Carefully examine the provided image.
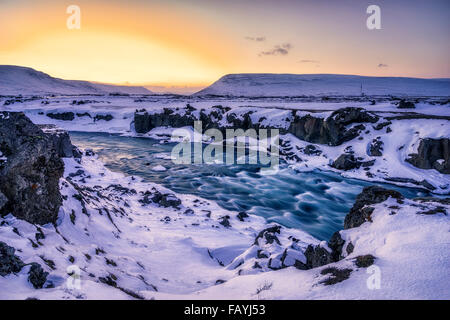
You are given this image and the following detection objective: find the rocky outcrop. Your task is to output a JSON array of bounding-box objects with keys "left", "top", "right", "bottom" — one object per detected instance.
[
  {"left": 140, "top": 189, "right": 182, "bottom": 208},
  {"left": 368, "top": 137, "right": 383, "bottom": 157},
  {"left": 288, "top": 107, "right": 379, "bottom": 146},
  {"left": 134, "top": 108, "right": 197, "bottom": 134},
  {"left": 406, "top": 138, "right": 449, "bottom": 174},
  {"left": 303, "top": 245, "right": 334, "bottom": 269},
  {"left": 134, "top": 106, "right": 379, "bottom": 147},
  {"left": 331, "top": 154, "right": 375, "bottom": 171},
  {"left": 38, "top": 125, "right": 82, "bottom": 158},
  {"left": 0, "top": 112, "right": 65, "bottom": 224},
  {"left": 27, "top": 263, "right": 49, "bottom": 289},
  {"left": 0, "top": 241, "right": 25, "bottom": 276},
  {"left": 46, "top": 112, "right": 75, "bottom": 121},
  {"left": 93, "top": 114, "right": 114, "bottom": 122},
  {"left": 0, "top": 241, "right": 49, "bottom": 288},
  {"left": 344, "top": 186, "right": 403, "bottom": 229},
  {"left": 397, "top": 100, "right": 415, "bottom": 109},
  {"left": 331, "top": 154, "right": 360, "bottom": 170}
]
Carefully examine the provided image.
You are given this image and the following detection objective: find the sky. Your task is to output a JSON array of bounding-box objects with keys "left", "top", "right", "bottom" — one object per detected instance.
[{"left": 0, "top": 0, "right": 449, "bottom": 92}]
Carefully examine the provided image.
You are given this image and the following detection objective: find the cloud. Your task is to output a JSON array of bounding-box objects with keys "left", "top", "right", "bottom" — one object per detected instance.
[
  {"left": 259, "top": 43, "right": 293, "bottom": 56},
  {"left": 299, "top": 59, "right": 320, "bottom": 64},
  {"left": 378, "top": 63, "right": 388, "bottom": 68},
  {"left": 245, "top": 36, "right": 266, "bottom": 42}
]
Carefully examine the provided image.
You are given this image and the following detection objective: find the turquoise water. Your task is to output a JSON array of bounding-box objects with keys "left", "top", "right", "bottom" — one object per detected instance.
[{"left": 70, "top": 131, "right": 431, "bottom": 240}]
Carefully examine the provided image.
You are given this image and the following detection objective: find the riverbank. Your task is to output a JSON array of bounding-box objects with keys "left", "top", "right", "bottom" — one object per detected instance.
[{"left": 0, "top": 112, "right": 449, "bottom": 299}]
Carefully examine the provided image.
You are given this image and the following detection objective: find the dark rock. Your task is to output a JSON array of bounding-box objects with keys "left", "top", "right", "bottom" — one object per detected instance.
[
  {"left": 76, "top": 112, "right": 92, "bottom": 118},
  {"left": 237, "top": 211, "right": 249, "bottom": 221},
  {"left": 0, "top": 241, "right": 25, "bottom": 276},
  {"left": 256, "top": 250, "right": 269, "bottom": 259},
  {"left": 156, "top": 193, "right": 181, "bottom": 208},
  {"left": 0, "top": 191, "right": 7, "bottom": 211},
  {"left": 355, "top": 255, "right": 376, "bottom": 268},
  {"left": 27, "top": 263, "right": 49, "bottom": 289},
  {"left": 406, "top": 138, "right": 449, "bottom": 174},
  {"left": 85, "top": 149, "right": 95, "bottom": 156},
  {"left": 46, "top": 112, "right": 75, "bottom": 121},
  {"left": 142, "top": 190, "right": 182, "bottom": 208},
  {"left": 328, "top": 231, "right": 345, "bottom": 261},
  {"left": 38, "top": 125, "right": 81, "bottom": 158},
  {"left": 289, "top": 107, "right": 378, "bottom": 146},
  {"left": 368, "top": 137, "right": 383, "bottom": 157},
  {"left": 397, "top": 100, "right": 415, "bottom": 109},
  {"left": 134, "top": 110, "right": 196, "bottom": 134},
  {"left": 304, "top": 245, "right": 334, "bottom": 269},
  {"left": 215, "top": 279, "right": 226, "bottom": 285},
  {"left": 413, "top": 197, "right": 450, "bottom": 205},
  {"left": 331, "top": 154, "right": 360, "bottom": 170},
  {"left": 320, "top": 267, "right": 352, "bottom": 285},
  {"left": 344, "top": 186, "right": 403, "bottom": 229},
  {"left": 384, "top": 176, "right": 436, "bottom": 190},
  {"left": 93, "top": 114, "right": 113, "bottom": 122},
  {"left": 417, "top": 207, "right": 447, "bottom": 215},
  {"left": 346, "top": 242, "right": 354, "bottom": 255},
  {"left": 0, "top": 112, "right": 64, "bottom": 224},
  {"left": 303, "top": 144, "right": 322, "bottom": 156},
  {"left": 254, "top": 225, "right": 281, "bottom": 246},
  {"left": 373, "top": 121, "right": 392, "bottom": 131},
  {"left": 219, "top": 215, "right": 231, "bottom": 228}
]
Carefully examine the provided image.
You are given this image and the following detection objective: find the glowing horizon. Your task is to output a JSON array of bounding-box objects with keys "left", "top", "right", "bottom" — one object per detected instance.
[{"left": 1, "top": 0, "right": 449, "bottom": 87}]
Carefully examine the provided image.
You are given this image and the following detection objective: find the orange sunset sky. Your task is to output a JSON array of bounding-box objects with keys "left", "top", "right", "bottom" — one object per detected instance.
[{"left": 1, "top": 0, "right": 449, "bottom": 91}]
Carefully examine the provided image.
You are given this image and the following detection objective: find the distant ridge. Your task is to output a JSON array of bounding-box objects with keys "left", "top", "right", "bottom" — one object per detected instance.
[
  {"left": 0, "top": 65, "right": 152, "bottom": 95},
  {"left": 195, "top": 73, "right": 450, "bottom": 97}
]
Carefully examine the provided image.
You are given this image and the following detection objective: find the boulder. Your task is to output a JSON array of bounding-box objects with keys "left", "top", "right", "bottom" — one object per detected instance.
[
  {"left": 46, "top": 112, "right": 75, "bottom": 121},
  {"left": 93, "top": 114, "right": 114, "bottom": 122},
  {"left": 0, "top": 112, "right": 64, "bottom": 224},
  {"left": 304, "top": 244, "right": 334, "bottom": 268},
  {"left": 327, "top": 231, "right": 345, "bottom": 261},
  {"left": 406, "top": 138, "right": 449, "bottom": 174},
  {"left": 368, "top": 137, "right": 383, "bottom": 157},
  {"left": 355, "top": 255, "right": 376, "bottom": 268},
  {"left": 27, "top": 263, "right": 49, "bottom": 289},
  {"left": 0, "top": 241, "right": 25, "bottom": 276},
  {"left": 397, "top": 100, "right": 415, "bottom": 109},
  {"left": 344, "top": 186, "right": 403, "bottom": 229},
  {"left": 331, "top": 154, "right": 360, "bottom": 170}
]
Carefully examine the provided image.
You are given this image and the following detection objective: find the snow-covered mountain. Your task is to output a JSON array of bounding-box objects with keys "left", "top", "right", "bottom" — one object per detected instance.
[
  {"left": 0, "top": 66, "right": 152, "bottom": 96},
  {"left": 195, "top": 74, "right": 450, "bottom": 97}
]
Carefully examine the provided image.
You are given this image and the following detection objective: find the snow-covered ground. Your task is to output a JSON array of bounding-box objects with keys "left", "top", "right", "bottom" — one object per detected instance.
[
  {"left": 0, "top": 155, "right": 316, "bottom": 299},
  {"left": 195, "top": 74, "right": 450, "bottom": 97},
  {"left": 0, "top": 79, "right": 449, "bottom": 299},
  {"left": 0, "top": 154, "right": 448, "bottom": 299},
  {"left": 0, "top": 66, "right": 151, "bottom": 95}
]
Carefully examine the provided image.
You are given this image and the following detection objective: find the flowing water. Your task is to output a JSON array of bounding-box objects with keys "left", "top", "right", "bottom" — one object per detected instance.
[{"left": 70, "top": 131, "right": 431, "bottom": 240}]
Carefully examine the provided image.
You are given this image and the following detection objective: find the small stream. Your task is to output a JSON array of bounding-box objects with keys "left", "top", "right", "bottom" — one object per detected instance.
[{"left": 70, "top": 131, "right": 431, "bottom": 240}]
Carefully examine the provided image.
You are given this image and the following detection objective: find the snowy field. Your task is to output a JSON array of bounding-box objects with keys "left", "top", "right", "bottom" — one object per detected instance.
[
  {"left": 0, "top": 152, "right": 448, "bottom": 300},
  {"left": 0, "top": 68, "right": 449, "bottom": 300}
]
